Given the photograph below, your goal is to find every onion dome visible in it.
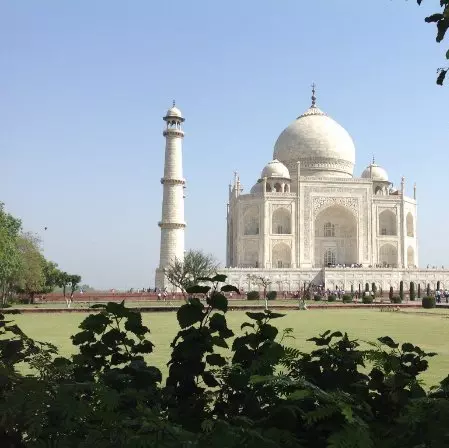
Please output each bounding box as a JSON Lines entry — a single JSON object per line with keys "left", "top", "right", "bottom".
{"left": 250, "top": 181, "right": 263, "bottom": 194}
{"left": 361, "top": 159, "right": 389, "bottom": 181}
{"left": 273, "top": 85, "right": 355, "bottom": 178}
{"left": 164, "top": 101, "right": 184, "bottom": 120}
{"left": 261, "top": 159, "right": 290, "bottom": 179}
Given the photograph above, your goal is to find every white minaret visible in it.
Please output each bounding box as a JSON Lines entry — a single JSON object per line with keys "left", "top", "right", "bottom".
{"left": 155, "top": 102, "right": 186, "bottom": 290}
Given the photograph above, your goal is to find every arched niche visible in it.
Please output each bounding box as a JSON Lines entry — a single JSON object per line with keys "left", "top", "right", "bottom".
{"left": 407, "top": 246, "right": 415, "bottom": 267}
{"left": 272, "top": 208, "right": 291, "bottom": 234}
{"left": 406, "top": 212, "right": 414, "bottom": 237}
{"left": 272, "top": 242, "right": 291, "bottom": 268}
{"left": 242, "top": 240, "right": 259, "bottom": 267}
{"left": 314, "top": 205, "right": 357, "bottom": 266}
{"left": 379, "top": 243, "right": 397, "bottom": 267}
{"left": 243, "top": 206, "right": 259, "bottom": 235}
{"left": 379, "top": 209, "right": 397, "bottom": 236}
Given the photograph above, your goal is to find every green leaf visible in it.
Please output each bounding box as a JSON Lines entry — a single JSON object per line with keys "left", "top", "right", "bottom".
{"left": 378, "top": 336, "right": 399, "bottom": 349}
{"left": 425, "top": 13, "right": 443, "bottom": 23}
{"left": 105, "top": 301, "right": 129, "bottom": 317}
{"left": 446, "top": 49, "right": 449, "bottom": 60}
{"left": 220, "top": 284, "right": 240, "bottom": 293}
{"left": 197, "top": 277, "right": 214, "bottom": 283}
{"left": 209, "top": 313, "right": 227, "bottom": 332}
{"left": 287, "top": 389, "right": 311, "bottom": 400}
{"left": 401, "top": 342, "right": 414, "bottom": 352}
{"left": 211, "top": 336, "right": 229, "bottom": 348}
{"left": 209, "top": 293, "right": 228, "bottom": 312}
{"left": 206, "top": 353, "right": 227, "bottom": 367}
{"left": 246, "top": 312, "right": 267, "bottom": 321}
{"left": 437, "top": 68, "right": 447, "bottom": 86}
{"left": 260, "top": 324, "right": 278, "bottom": 341}
{"left": 90, "top": 304, "right": 106, "bottom": 309}
{"left": 241, "top": 322, "right": 255, "bottom": 331}
{"left": 202, "top": 370, "right": 219, "bottom": 387}
{"left": 211, "top": 274, "right": 227, "bottom": 283}
{"left": 250, "top": 374, "right": 275, "bottom": 384}
{"left": 265, "top": 311, "right": 285, "bottom": 319}
{"left": 186, "top": 285, "right": 211, "bottom": 295}
{"left": 177, "top": 303, "right": 204, "bottom": 328}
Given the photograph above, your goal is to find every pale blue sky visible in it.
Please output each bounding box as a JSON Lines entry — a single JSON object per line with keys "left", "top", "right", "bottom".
{"left": 1, "top": 1, "right": 448, "bottom": 289}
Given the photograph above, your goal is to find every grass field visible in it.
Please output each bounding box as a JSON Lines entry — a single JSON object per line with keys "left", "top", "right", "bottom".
{"left": 11, "top": 309, "right": 449, "bottom": 386}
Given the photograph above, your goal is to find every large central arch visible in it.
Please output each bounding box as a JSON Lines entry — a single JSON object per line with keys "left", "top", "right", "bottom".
{"left": 314, "top": 205, "right": 357, "bottom": 267}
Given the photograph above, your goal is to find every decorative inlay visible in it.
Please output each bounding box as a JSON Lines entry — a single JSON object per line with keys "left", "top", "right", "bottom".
{"left": 312, "top": 197, "right": 358, "bottom": 217}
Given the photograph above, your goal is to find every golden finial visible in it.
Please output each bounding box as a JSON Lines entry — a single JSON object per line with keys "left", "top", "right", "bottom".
{"left": 172, "top": 99, "right": 176, "bottom": 107}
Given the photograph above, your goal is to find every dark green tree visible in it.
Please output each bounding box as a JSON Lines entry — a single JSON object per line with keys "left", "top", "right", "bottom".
{"left": 389, "top": 286, "right": 394, "bottom": 300}
{"left": 365, "top": 282, "right": 370, "bottom": 293}
{"left": 399, "top": 280, "right": 404, "bottom": 301}
{"left": 418, "top": 283, "right": 422, "bottom": 298}
{"left": 427, "top": 283, "right": 431, "bottom": 296}
{"left": 437, "top": 280, "right": 441, "bottom": 291}
{"left": 410, "top": 281, "right": 416, "bottom": 301}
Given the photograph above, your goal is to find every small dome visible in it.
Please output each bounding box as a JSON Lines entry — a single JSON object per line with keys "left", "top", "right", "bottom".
{"left": 361, "top": 163, "right": 389, "bottom": 181}
{"left": 250, "top": 181, "right": 263, "bottom": 194}
{"left": 165, "top": 105, "right": 183, "bottom": 118}
{"left": 261, "top": 159, "right": 290, "bottom": 179}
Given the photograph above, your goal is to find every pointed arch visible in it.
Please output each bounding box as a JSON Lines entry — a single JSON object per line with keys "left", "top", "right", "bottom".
{"left": 406, "top": 212, "right": 414, "bottom": 237}
{"left": 272, "top": 208, "right": 291, "bottom": 234}
{"left": 272, "top": 242, "right": 291, "bottom": 268}
{"left": 407, "top": 246, "right": 415, "bottom": 267}
{"left": 379, "top": 243, "right": 397, "bottom": 267}
{"left": 243, "top": 206, "right": 259, "bottom": 235}
{"left": 379, "top": 209, "right": 397, "bottom": 236}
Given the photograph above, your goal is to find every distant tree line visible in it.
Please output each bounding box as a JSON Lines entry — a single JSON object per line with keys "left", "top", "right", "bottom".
{"left": 0, "top": 202, "right": 81, "bottom": 308}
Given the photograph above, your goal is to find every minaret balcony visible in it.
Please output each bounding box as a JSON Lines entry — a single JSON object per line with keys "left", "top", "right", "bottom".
{"left": 160, "top": 178, "right": 186, "bottom": 185}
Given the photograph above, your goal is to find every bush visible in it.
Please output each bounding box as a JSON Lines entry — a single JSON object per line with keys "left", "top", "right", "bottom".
{"left": 422, "top": 296, "right": 436, "bottom": 309}
{"left": 342, "top": 294, "right": 353, "bottom": 303}
{"left": 266, "top": 290, "right": 277, "bottom": 300}
{"left": 362, "top": 296, "right": 374, "bottom": 304}
{"left": 391, "top": 296, "right": 402, "bottom": 304}
{"left": 389, "top": 286, "right": 394, "bottom": 300}
{"left": 327, "top": 294, "right": 337, "bottom": 302}
{"left": 247, "top": 290, "right": 260, "bottom": 300}
{"left": 409, "top": 282, "right": 416, "bottom": 301}
{"left": 314, "top": 294, "right": 322, "bottom": 301}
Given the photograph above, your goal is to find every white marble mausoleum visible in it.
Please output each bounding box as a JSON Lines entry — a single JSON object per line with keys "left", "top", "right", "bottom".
{"left": 155, "top": 90, "right": 449, "bottom": 292}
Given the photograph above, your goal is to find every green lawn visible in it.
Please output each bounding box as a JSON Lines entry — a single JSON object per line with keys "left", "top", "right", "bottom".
{"left": 11, "top": 309, "right": 449, "bottom": 386}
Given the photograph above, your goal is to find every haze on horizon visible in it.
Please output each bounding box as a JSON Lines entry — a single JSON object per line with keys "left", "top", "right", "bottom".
{"left": 1, "top": 1, "right": 448, "bottom": 290}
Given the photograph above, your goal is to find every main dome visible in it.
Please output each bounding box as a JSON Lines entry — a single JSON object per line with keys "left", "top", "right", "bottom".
{"left": 273, "top": 104, "right": 356, "bottom": 178}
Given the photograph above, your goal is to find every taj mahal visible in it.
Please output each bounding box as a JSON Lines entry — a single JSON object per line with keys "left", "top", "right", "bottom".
{"left": 155, "top": 88, "right": 449, "bottom": 292}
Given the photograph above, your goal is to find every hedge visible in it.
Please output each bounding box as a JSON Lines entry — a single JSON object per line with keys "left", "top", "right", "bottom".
{"left": 422, "top": 296, "right": 436, "bottom": 309}
{"left": 362, "top": 296, "right": 374, "bottom": 304}
{"left": 390, "top": 296, "right": 402, "bottom": 304}
{"left": 342, "top": 294, "right": 353, "bottom": 303}
{"left": 266, "top": 291, "right": 277, "bottom": 301}
{"left": 247, "top": 290, "right": 260, "bottom": 300}
{"left": 327, "top": 294, "right": 337, "bottom": 302}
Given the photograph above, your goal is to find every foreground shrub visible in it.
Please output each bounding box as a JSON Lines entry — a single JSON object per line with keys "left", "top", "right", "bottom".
{"left": 327, "top": 294, "right": 336, "bottom": 302}
{"left": 247, "top": 290, "right": 260, "bottom": 300}
{"left": 2, "top": 274, "right": 449, "bottom": 448}
{"left": 342, "top": 294, "right": 353, "bottom": 303}
{"left": 362, "top": 296, "right": 374, "bottom": 304}
{"left": 314, "top": 294, "right": 322, "bottom": 301}
{"left": 391, "top": 296, "right": 402, "bottom": 304}
{"left": 422, "top": 296, "right": 436, "bottom": 309}
{"left": 266, "top": 290, "right": 277, "bottom": 300}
